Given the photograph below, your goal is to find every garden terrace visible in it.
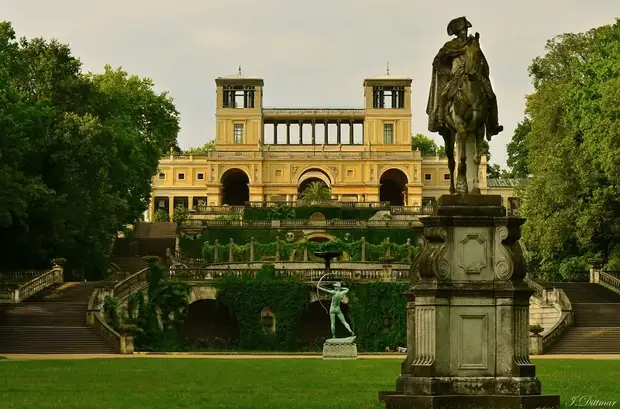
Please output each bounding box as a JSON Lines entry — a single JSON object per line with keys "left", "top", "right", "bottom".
{"left": 180, "top": 219, "right": 423, "bottom": 229}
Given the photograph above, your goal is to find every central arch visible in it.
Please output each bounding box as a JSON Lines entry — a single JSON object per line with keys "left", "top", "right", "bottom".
{"left": 297, "top": 168, "right": 332, "bottom": 197}
{"left": 380, "top": 168, "right": 408, "bottom": 206}
{"left": 221, "top": 168, "right": 250, "bottom": 205}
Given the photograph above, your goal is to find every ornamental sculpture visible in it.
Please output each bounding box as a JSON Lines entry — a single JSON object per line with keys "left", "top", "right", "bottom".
{"left": 426, "top": 16, "right": 504, "bottom": 195}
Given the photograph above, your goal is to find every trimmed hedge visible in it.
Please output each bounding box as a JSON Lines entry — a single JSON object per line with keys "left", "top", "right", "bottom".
{"left": 180, "top": 228, "right": 422, "bottom": 258}
{"left": 243, "top": 206, "right": 381, "bottom": 221}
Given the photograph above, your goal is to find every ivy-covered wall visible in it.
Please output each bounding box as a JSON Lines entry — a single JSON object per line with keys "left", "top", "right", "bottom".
{"left": 203, "top": 270, "right": 409, "bottom": 352}
{"left": 180, "top": 228, "right": 421, "bottom": 258}
{"left": 243, "top": 206, "right": 381, "bottom": 221}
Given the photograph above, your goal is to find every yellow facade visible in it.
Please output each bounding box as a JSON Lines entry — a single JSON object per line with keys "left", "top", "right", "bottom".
{"left": 149, "top": 71, "right": 520, "bottom": 219}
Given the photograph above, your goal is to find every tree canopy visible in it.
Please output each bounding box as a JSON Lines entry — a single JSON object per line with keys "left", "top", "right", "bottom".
{"left": 0, "top": 22, "right": 179, "bottom": 277}
{"left": 411, "top": 134, "right": 439, "bottom": 156}
{"left": 183, "top": 140, "right": 215, "bottom": 155}
{"left": 300, "top": 181, "right": 331, "bottom": 201}
{"left": 520, "top": 19, "right": 620, "bottom": 274}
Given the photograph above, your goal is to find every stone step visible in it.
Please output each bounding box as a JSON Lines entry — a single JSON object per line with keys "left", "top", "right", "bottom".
{"left": 550, "top": 283, "right": 620, "bottom": 304}
{"left": 0, "top": 302, "right": 87, "bottom": 327}
{"left": 0, "top": 326, "right": 115, "bottom": 354}
{"left": 572, "top": 304, "right": 620, "bottom": 327}
{"left": 546, "top": 327, "right": 620, "bottom": 354}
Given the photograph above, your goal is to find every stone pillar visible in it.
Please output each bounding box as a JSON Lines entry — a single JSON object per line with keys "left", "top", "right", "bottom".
{"left": 380, "top": 194, "right": 560, "bottom": 409}
{"left": 214, "top": 239, "right": 220, "bottom": 263}
{"left": 188, "top": 195, "right": 194, "bottom": 211}
{"left": 250, "top": 237, "right": 255, "bottom": 262}
{"left": 273, "top": 122, "right": 278, "bottom": 143}
{"left": 286, "top": 122, "right": 291, "bottom": 145}
{"left": 298, "top": 120, "right": 303, "bottom": 144}
{"left": 385, "top": 237, "right": 391, "bottom": 258}
{"left": 311, "top": 120, "right": 316, "bottom": 145}
{"left": 336, "top": 120, "right": 341, "bottom": 144}
{"left": 228, "top": 238, "right": 234, "bottom": 262}
{"left": 406, "top": 238, "right": 412, "bottom": 263}
{"left": 349, "top": 120, "right": 354, "bottom": 144}
{"left": 361, "top": 237, "right": 366, "bottom": 262}
{"left": 529, "top": 335, "right": 543, "bottom": 355}
{"left": 275, "top": 235, "right": 280, "bottom": 261}
{"left": 286, "top": 194, "right": 291, "bottom": 203}
{"left": 324, "top": 120, "right": 329, "bottom": 144}
{"left": 303, "top": 248, "right": 308, "bottom": 262}
{"left": 168, "top": 196, "right": 174, "bottom": 220}
{"left": 175, "top": 236, "right": 181, "bottom": 254}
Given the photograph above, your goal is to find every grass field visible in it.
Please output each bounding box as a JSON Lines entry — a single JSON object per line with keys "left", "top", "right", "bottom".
{"left": 0, "top": 359, "right": 619, "bottom": 409}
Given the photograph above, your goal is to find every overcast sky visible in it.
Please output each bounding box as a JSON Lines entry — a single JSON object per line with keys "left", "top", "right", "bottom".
{"left": 2, "top": 0, "right": 618, "bottom": 166}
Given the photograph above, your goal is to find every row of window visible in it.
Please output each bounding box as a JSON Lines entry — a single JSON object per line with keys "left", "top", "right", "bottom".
{"left": 158, "top": 172, "right": 205, "bottom": 181}
{"left": 232, "top": 123, "right": 397, "bottom": 145}
{"left": 157, "top": 171, "right": 450, "bottom": 182}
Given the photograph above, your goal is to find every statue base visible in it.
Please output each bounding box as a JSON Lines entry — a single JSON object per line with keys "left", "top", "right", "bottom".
{"left": 379, "top": 392, "right": 560, "bottom": 409}
{"left": 378, "top": 194, "right": 560, "bottom": 409}
{"left": 322, "top": 336, "right": 357, "bottom": 360}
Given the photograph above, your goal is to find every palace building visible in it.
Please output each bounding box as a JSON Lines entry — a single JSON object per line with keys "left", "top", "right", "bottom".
{"left": 148, "top": 70, "right": 522, "bottom": 219}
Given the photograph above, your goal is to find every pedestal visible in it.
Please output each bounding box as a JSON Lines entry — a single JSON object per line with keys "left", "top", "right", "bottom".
{"left": 323, "top": 336, "right": 358, "bottom": 360}
{"left": 380, "top": 195, "right": 560, "bottom": 409}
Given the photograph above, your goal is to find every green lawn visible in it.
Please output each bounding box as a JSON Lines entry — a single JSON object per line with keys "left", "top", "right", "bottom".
{"left": 0, "top": 359, "right": 618, "bottom": 409}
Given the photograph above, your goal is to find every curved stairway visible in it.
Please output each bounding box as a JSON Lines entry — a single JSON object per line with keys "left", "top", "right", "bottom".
{"left": 546, "top": 283, "right": 620, "bottom": 354}
{"left": 0, "top": 282, "right": 115, "bottom": 354}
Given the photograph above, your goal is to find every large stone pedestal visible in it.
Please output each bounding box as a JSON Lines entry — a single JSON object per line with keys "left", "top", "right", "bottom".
{"left": 380, "top": 195, "right": 560, "bottom": 409}
{"left": 323, "top": 336, "right": 358, "bottom": 360}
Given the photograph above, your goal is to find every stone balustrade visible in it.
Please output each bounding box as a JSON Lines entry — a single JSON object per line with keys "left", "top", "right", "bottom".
{"left": 87, "top": 287, "right": 134, "bottom": 354}
{"left": 0, "top": 267, "right": 63, "bottom": 303}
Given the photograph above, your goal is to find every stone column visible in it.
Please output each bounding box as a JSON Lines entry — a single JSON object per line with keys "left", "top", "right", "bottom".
{"left": 250, "top": 237, "right": 255, "bottom": 262}
{"left": 311, "top": 120, "right": 316, "bottom": 145}
{"left": 298, "top": 120, "right": 303, "bottom": 144}
{"left": 228, "top": 238, "right": 234, "bottom": 262}
{"left": 286, "top": 122, "right": 291, "bottom": 145}
{"left": 324, "top": 120, "right": 329, "bottom": 144}
{"left": 406, "top": 238, "right": 412, "bottom": 263}
{"left": 385, "top": 237, "right": 391, "bottom": 258}
{"left": 273, "top": 122, "right": 278, "bottom": 143}
{"left": 214, "top": 239, "right": 220, "bottom": 263}
{"left": 336, "top": 120, "right": 341, "bottom": 144}
{"left": 188, "top": 195, "right": 194, "bottom": 211}
{"left": 361, "top": 237, "right": 366, "bottom": 262}
{"left": 303, "top": 248, "right": 308, "bottom": 262}
{"left": 380, "top": 194, "right": 560, "bottom": 409}
{"left": 168, "top": 196, "right": 174, "bottom": 220}
{"left": 349, "top": 120, "right": 354, "bottom": 144}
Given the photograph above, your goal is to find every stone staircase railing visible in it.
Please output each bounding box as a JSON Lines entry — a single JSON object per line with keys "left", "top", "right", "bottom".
{"left": 169, "top": 262, "right": 411, "bottom": 283}
{"left": 182, "top": 219, "right": 423, "bottom": 229}
{"left": 526, "top": 277, "right": 574, "bottom": 354}
{"left": 113, "top": 268, "right": 149, "bottom": 303}
{"left": 0, "top": 266, "right": 64, "bottom": 303}
{"left": 86, "top": 287, "right": 134, "bottom": 354}
{"left": 598, "top": 271, "right": 620, "bottom": 295}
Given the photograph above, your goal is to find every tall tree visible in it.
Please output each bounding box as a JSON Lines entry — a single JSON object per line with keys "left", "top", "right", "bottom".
{"left": 411, "top": 133, "right": 438, "bottom": 156}
{"left": 521, "top": 19, "right": 620, "bottom": 267}
{"left": 0, "top": 22, "right": 180, "bottom": 276}
{"left": 183, "top": 140, "right": 215, "bottom": 155}
{"left": 505, "top": 118, "right": 531, "bottom": 178}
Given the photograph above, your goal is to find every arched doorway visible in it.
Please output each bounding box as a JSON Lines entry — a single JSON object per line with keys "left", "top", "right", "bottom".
{"left": 221, "top": 168, "right": 250, "bottom": 205}
{"left": 380, "top": 168, "right": 408, "bottom": 206}
{"left": 297, "top": 301, "right": 351, "bottom": 351}
{"left": 297, "top": 169, "right": 332, "bottom": 198}
{"left": 178, "top": 300, "right": 239, "bottom": 348}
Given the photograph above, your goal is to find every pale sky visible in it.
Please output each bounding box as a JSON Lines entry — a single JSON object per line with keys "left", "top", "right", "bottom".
{"left": 2, "top": 0, "right": 618, "bottom": 166}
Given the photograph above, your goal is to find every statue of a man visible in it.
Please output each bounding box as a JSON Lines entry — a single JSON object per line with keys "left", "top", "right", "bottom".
{"left": 426, "top": 16, "right": 503, "bottom": 139}
{"left": 317, "top": 281, "right": 355, "bottom": 339}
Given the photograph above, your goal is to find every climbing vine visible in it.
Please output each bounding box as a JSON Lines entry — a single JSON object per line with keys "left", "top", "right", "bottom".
{"left": 126, "top": 263, "right": 192, "bottom": 351}
{"left": 199, "top": 238, "right": 420, "bottom": 263}
{"left": 213, "top": 264, "right": 311, "bottom": 351}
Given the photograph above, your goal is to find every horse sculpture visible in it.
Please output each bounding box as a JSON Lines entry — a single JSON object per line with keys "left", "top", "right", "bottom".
{"left": 428, "top": 16, "right": 503, "bottom": 195}
{"left": 443, "top": 33, "right": 488, "bottom": 195}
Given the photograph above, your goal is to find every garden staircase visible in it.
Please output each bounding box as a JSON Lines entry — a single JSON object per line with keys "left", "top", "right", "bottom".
{"left": 0, "top": 282, "right": 116, "bottom": 354}
{"left": 545, "top": 283, "right": 620, "bottom": 354}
